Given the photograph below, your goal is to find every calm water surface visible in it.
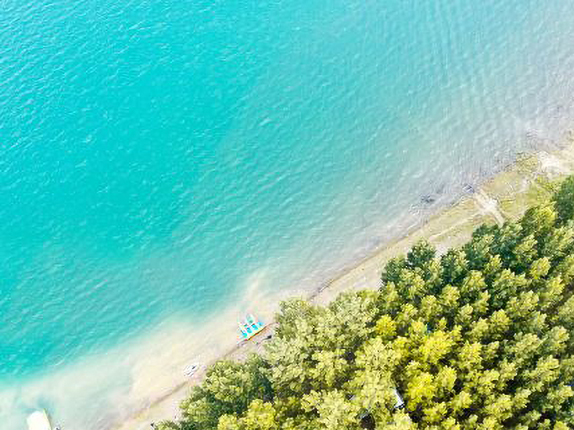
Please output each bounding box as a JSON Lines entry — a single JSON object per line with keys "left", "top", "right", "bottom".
{"left": 1, "top": 0, "right": 574, "bottom": 428}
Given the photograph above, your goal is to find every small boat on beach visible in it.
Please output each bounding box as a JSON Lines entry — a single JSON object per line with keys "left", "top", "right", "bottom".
{"left": 184, "top": 362, "right": 201, "bottom": 377}
{"left": 238, "top": 314, "right": 265, "bottom": 340}
{"left": 27, "top": 410, "right": 53, "bottom": 430}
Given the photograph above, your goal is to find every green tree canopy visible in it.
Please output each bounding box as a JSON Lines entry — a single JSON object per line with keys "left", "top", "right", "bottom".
{"left": 161, "top": 175, "right": 574, "bottom": 430}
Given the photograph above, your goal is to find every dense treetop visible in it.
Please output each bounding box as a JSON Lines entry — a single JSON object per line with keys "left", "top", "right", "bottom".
{"left": 158, "top": 175, "right": 574, "bottom": 430}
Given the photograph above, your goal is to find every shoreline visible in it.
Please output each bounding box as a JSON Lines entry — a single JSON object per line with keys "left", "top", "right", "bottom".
{"left": 112, "top": 138, "right": 574, "bottom": 430}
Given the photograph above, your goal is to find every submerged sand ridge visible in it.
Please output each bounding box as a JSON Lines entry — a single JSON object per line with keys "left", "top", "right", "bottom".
{"left": 112, "top": 140, "right": 574, "bottom": 430}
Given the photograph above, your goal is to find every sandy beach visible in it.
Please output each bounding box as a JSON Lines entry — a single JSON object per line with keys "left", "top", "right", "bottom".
{"left": 111, "top": 138, "right": 574, "bottom": 430}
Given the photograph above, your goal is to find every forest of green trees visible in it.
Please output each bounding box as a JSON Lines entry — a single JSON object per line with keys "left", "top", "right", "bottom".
{"left": 158, "top": 175, "right": 574, "bottom": 430}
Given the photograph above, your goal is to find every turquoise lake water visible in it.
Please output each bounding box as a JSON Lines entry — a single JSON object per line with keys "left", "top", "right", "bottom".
{"left": 2, "top": 0, "right": 574, "bottom": 428}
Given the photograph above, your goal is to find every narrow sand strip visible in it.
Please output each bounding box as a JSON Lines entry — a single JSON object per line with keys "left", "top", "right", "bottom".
{"left": 113, "top": 139, "right": 574, "bottom": 430}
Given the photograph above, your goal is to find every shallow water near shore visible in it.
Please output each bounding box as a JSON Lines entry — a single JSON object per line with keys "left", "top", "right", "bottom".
{"left": 2, "top": 0, "right": 574, "bottom": 428}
